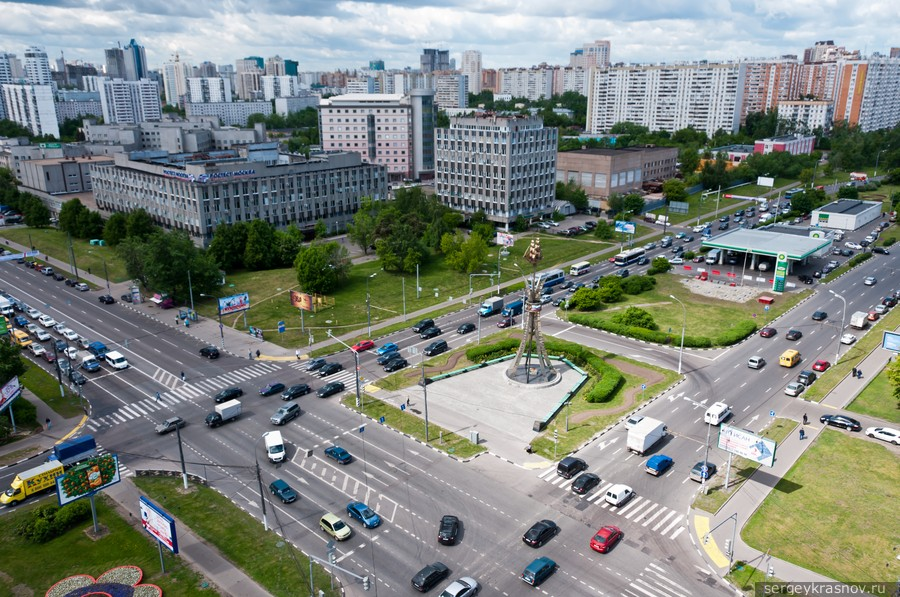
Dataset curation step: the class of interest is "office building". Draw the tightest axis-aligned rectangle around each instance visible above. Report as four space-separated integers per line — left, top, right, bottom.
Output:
99 78 161 124
754 135 816 155
435 113 557 225
83 119 265 154
556 147 678 201
2 84 60 138
435 75 467 110
195 61 219 78
187 77 232 103
123 39 148 80
461 50 482 94
421 49 450 73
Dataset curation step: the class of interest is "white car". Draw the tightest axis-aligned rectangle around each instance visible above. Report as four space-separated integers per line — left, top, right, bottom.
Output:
77 336 91 349
75 282 90 291
25 323 39 335
64 346 79 360
669 257 684 265
864 276 877 286
38 314 57 328
28 343 46 357
874 304 888 315
26 307 41 319
61 328 79 341
34 329 51 342
840 333 857 345
692 224 708 233
53 322 68 334
844 241 863 250
865 427 900 445
784 382 805 397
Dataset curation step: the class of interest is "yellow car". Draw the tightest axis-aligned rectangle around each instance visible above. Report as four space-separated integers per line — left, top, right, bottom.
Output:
320 513 352 541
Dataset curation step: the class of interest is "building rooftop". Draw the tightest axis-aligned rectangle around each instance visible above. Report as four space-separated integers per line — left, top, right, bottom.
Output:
321 93 406 103
701 227 832 260
710 144 755 154
814 199 880 215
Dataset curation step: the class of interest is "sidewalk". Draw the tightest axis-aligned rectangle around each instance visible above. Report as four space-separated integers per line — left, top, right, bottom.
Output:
820 323 898 409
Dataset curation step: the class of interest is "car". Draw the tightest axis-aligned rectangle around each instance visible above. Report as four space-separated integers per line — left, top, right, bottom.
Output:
324 445 352 464
12 315 28 327
552 297 567 307
64 346 79 360
33 329 51 342
864 276 877 286
376 351 402 365
811 311 827 321
784 382 805 397
521 557 556 587
571 472 601 495
63 278 76 286
52 273 66 281
590 525 624 554
760 327 777 338
682 235 695 243
155 416 186 434
439 577 479 597
305 357 326 371
120 293 133 303
812 359 830 372
840 248 854 257
347 501 381 528
213 387 243 403
625 414 644 429
24 323 39 335
840 333 857 345
646 454 674 476
671 245 684 254
76 336 90 349
718 222 729 230
319 513 352 541
271 402 301 425
98 294 115 305
865 427 900 445
57 359 71 376
68 370 87 386
873 246 890 255
383 358 408 372
690 461 717 482
437 515 460 545
61 328 79 341
420 326 442 339
318 362 343 377
522 519 558 547
883 296 898 308
643 242 657 250
874 304 889 315
269 479 298 503
53 322 68 334
38 314 56 328
317 381 345 397
259 382 286 396
411 562 450 592
424 340 448 357
456 322 476 335
867 310 880 321
281 384 311 400
496 317 515 328
675 232 686 239
786 329 802 341
352 339 375 352
636 256 650 265
75 282 89 292
376 342 399 355
845 241 862 250
820 414 861 431
669 257 684 265
199 346 220 359
411 318 435 333
53 339 67 353
28 343 46 357
812 270 822 278
540 294 553 304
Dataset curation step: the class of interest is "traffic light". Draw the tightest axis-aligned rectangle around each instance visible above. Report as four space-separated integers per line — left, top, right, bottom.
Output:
767 565 775 578
329 552 336 565
724 539 732 556
363 576 371 591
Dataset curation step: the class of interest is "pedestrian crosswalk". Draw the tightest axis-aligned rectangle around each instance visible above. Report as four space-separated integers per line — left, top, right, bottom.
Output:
626 562 694 597
537 468 686 541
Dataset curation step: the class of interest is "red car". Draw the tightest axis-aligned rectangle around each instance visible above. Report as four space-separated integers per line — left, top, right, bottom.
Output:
497 317 516 328
759 327 777 338
812 360 830 372
589 525 623 553
867 311 879 322
351 339 375 352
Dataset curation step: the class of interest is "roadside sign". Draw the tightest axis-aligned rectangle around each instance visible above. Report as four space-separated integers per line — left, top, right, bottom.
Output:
277 321 285 333
641 384 646 390
770 410 775 417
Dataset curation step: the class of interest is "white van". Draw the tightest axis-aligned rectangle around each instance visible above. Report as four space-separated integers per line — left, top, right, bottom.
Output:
104 350 129 370
605 484 634 507
264 430 285 463
704 402 732 425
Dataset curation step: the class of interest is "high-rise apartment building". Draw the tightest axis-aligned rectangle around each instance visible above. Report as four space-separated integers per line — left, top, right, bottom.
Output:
891 48 900 59
0 52 24 84
265 55 287 76
777 101 833 134
162 55 192 106
552 67 586 96
571 40 611 69
187 77 232 103
435 114 557 225
99 78 161 124
196 61 219 78
23 46 52 85
739 60 802 123
435 75 467 110
235 58 263 100
261 75 300 100
832 58 900 132
105 47 127 79
2 84 59 138
421 49 450 73
481 69 498 93
461 50 482 94
499 67 553 101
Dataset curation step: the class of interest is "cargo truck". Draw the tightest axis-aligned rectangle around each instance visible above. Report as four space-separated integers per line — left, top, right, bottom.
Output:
501 299 524 318
849 311 869 330
47 435 97 467
478 296 504 317
1 461 65 506
626 417 667 455
205 399 242 428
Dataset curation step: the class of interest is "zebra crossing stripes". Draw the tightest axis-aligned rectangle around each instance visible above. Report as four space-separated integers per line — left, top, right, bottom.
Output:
629 561 693 597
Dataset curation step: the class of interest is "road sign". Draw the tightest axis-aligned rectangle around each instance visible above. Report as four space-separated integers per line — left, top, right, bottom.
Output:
400 404 406 411
277 321 285 333
379 416 385 424
641 384 646 390
764 305 770 311
770 410 775 417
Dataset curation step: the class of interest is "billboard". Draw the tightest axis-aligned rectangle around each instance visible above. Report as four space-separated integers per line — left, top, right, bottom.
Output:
0 376 22 413
218 292 250 316
717 425 776 467
614 221 635 234
140 496 179 554
772 252 788 293
290 290 313 312
882 331 900 353
496 232 515 247
757 176 775 187
56 454 121 506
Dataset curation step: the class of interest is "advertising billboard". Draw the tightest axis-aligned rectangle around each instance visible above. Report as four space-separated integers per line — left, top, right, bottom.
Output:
55 454 121 506
882 331 900 353
140 496 179 554
218 292 250 316
0 376 22 412
496 232 515 247
290 290 313 312
717 425 776 467
614 221 635 234
772 252 788 293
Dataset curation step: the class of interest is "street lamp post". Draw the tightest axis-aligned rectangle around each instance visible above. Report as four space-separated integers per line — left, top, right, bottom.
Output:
327 331 362 410
874 149 887 178
829 289 847 363
254 434 269 531
187 269 195 313
103 260 111 294
366 273 377 337
670 295 687 375
200 293 225 349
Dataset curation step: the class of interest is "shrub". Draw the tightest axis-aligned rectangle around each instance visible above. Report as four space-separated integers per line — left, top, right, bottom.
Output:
883 238 895 247
611 307 658 330
569 288 605 311
597 279 624 302
465 339 519 363
15 498 92 543
648 257 672 275
621 275 656 295
713 320 758 346
848 252 873 267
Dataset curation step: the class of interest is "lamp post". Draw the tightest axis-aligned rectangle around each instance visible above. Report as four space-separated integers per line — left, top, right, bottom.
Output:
102 259 111 294
200 293 225 349
366 273 377 337
684 396 713 491
187 269 195 313
829 289 847 363
327 330 362 410
254 434 269 531
874 149 887 178
670 295 687 375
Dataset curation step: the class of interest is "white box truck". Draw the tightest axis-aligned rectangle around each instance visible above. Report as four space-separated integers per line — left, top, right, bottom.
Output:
478 296 504 317
627 417 667 455
205 399 242 428
104 350 129 370
849 311 868 330
264 430 286 463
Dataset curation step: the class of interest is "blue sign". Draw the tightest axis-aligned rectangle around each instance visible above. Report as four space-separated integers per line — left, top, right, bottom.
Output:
400 404 406 411
359 426 365 433
379 416 385 424
641 384 646 390
770 410 776 417
278 321 285 333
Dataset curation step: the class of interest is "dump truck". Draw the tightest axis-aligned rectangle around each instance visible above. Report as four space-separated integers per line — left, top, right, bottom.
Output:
205 399 242 428
47 435 97 467
1 461 65 506
627 417 667 455
478 296 504 317
849 311 869 330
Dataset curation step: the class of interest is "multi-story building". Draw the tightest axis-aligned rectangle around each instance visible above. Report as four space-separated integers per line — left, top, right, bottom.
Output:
235 58 263 100
274 94 319 116
435 75 467 110
123 39 148 80
754 135 816 155
261 75 300 100
2 84 60 138
461 50 482 94
90 148 387 246
481 69 498 93
318 91 436 181
421 49 450 73
23 46 52 86
105 47 127 79
162 55 192 106
499 67 554 101
184 101 272 126
346 77 379 94
83 119 265 154
570 40 611 69
56 90 103 122
265 55 287 76
797 62 838 100
99 78 161 124
555 147 678 201
187 77 232 103
777 100 833 133
739 60 801 123
551 67 586 96
195 61 219 78
832 57 900 132
435 113 557 225
19 155 114 195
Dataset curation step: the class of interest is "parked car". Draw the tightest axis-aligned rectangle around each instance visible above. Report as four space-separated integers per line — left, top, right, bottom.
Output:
784 382 805 397
865 427 900 445
812 360 830 372
75 282 89 291
820 414 861 431
98 295 115 305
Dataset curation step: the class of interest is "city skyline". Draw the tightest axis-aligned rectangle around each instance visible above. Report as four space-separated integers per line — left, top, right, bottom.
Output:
0 1 897 73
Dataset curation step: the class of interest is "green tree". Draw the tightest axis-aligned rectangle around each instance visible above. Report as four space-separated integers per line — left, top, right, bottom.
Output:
798 167 815 186
22 195 50 228
314 219 328 239
790 191 814 215
275 225 304 267
593 220 614 240
512 214 529 233
678 147 701 178
569 287 605 311
610 306 658 330
886 357 900 407
0 339 27 382
346 197 379 255
116 236 149 287
597 278 624 302
102 212 128 246
76 210 104 239
441 231 489 273
648 257 672 274
555 180 588 212
126 209 156 240
837 186 859 199
606 193 625 217
294 241 350 295
58 198 87 236
622 193 645 217
468 210 495 243
243 220 276 270
207 222 248 271
662 179 687 203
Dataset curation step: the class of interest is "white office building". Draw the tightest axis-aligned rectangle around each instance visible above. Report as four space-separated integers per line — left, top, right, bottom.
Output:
100 78 161 124
187 77 233 103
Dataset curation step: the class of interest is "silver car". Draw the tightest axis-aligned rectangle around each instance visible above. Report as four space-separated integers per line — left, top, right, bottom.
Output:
270 402 301 425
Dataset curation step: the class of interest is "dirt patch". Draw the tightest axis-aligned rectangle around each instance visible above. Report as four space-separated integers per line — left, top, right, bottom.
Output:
680 277 768 303
569 357 667 424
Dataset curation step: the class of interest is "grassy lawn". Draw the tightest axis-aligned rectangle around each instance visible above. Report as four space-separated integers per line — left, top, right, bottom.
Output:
0 495 212 596
21 359 86 418
693 418 796 514
135 477 341 597
340 394 486 459
742 430 900 584
0 228 128 282
847 368 899 424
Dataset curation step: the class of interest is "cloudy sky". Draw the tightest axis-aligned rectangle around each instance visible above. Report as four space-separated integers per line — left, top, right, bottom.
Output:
2 1 898 72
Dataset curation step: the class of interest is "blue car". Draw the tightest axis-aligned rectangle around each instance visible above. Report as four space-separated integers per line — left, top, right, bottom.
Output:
324 445 352 465
347 501 381 528
13 315 28 327
645 454 673 476
376 342 399 355
522 556 556 586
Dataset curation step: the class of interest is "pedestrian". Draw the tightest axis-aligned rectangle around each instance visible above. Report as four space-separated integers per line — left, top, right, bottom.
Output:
799 429 805 440
249 351 253 360
406 397 411 407
45 417 51 430
852 367 857 377
857 368 862 378
175 315 180 325
256 349 260 359
295 349 301 360
180 371 185 382
184 319 190 328
155 391 161 402
802 413 808 425
87 267 91 275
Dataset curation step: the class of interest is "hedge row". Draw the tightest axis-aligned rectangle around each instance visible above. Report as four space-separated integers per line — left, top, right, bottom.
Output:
15 500 92 543
569 314 757 348
848 252 873 267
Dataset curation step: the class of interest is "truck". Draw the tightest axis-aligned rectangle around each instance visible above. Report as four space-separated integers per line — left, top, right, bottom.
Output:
705 249 721 265
656 215 669 225
0 296 13 316
264 430 286 463
205 399 242 428
47 435 97 467
87 341 108 358
627 417 668 455
81 355 101 373
849 311 869 330
1 461 65 506
478 296 504 317
501 299 524 318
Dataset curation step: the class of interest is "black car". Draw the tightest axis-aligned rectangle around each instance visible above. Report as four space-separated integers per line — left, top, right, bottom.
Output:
437 515 460 545
523 520 558 548
199 346 220 359
820 414 862 431
317 381 345 398
571 472 601 495
319 362 343 377
281 384 311 400
718 222 729 230
411 562 450 592
457 322 476 334
383 358 408 372
98 295 115 305
68 370 87 386
786 329 803 341
797 275 814 284
636 257 649 265
259 382 286 396
53 273 65 281
120 293 133 303
64 278 77 287
411 318 435 333
376 351 402 366
419 326 442 339
305 357 326 371
214 387 243 403
811 311 827 321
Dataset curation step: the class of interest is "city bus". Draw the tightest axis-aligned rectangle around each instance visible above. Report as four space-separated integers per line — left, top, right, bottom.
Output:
569 261 591 276
613 248 645 267
528 268 566 291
